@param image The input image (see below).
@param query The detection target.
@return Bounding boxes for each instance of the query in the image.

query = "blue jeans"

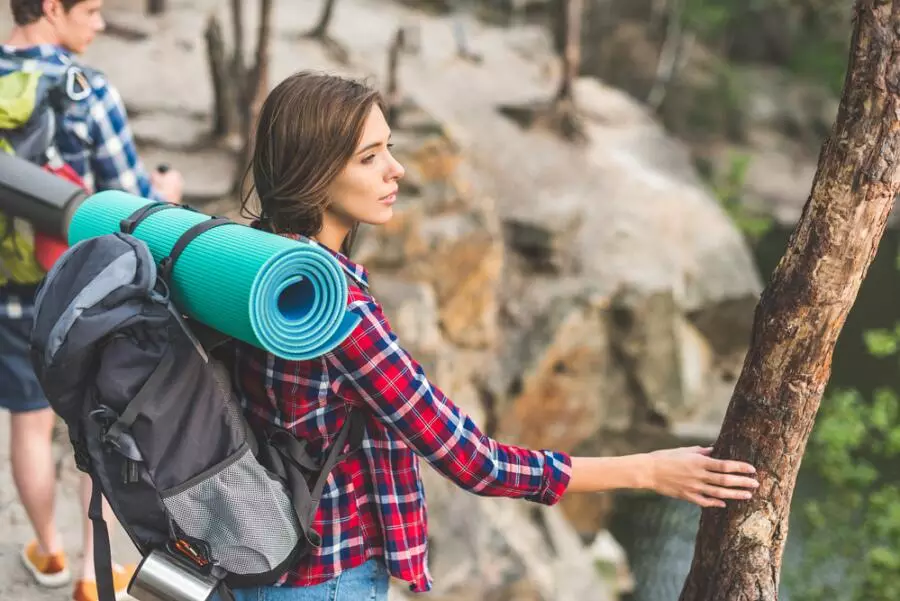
[221,560,390,601]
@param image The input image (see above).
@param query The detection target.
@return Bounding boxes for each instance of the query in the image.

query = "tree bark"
[230,0,247,107]
[247,0,273,136]
[146,0,165,15]
[310,0,339,39]
[204,15,239,139]
[235,0,274,195]
[555,0,583,104]
[385,27,406,127]
[679,2,900,600]
[551,0,565,56]
[647,0,685,110]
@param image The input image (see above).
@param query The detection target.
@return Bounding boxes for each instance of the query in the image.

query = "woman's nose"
[388,155,405,181]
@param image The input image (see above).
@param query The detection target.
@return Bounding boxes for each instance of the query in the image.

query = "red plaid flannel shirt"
[231,241,572,592]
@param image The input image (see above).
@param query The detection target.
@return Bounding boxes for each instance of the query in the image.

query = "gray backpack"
[28,209,363,601]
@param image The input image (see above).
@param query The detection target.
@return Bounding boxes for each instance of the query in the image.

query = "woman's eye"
[362,154,375,164]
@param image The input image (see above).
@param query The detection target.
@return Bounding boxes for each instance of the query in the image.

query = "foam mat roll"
[68,191,360,360]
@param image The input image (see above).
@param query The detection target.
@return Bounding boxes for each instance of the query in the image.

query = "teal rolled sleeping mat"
[67,191,361,360]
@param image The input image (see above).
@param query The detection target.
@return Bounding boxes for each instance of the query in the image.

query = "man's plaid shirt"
[0,44,165,320]
[229,242,573,592]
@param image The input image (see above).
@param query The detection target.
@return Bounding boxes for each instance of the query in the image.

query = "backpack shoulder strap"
[120,207,236,352]
[263,410,366,543]
[87,475,117,601]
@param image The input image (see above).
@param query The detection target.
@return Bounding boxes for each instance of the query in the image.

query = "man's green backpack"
[0,64,91,287]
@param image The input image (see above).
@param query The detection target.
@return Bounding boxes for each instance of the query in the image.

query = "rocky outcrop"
[361,114,625,601]
[356,68,762,549]
[292,2,763,593]
[358,81,760,598]
[8,1,766,599]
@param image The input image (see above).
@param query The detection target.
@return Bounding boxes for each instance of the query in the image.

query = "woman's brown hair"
[240,71,384,255]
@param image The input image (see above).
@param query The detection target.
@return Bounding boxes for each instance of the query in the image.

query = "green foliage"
[678,0,850,93]
[675,60,751,143]
[864,325,900,359]
[790,292,900,600]
[680,0,735,40]
[787,0,851,94]
[703,151,773,242]
[788,33,849,96]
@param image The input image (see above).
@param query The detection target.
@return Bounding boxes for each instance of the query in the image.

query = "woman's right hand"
[647,446,759,508]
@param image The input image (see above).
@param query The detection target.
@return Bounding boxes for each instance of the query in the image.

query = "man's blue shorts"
[0,316,50,414]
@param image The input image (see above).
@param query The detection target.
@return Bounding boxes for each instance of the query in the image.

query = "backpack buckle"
[158,256,174,283]
[167,528,213,572]
[88,405,118,427]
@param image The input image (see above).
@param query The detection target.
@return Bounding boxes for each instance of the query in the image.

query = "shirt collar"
[309,238,369,290]
[0,44,71,61]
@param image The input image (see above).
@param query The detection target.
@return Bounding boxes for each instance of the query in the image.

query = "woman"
[229,71,758,600]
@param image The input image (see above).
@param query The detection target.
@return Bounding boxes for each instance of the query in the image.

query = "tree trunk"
[647,0,685,110]
[235,0,274,195]
[551,0,565,55]
[230,0,246,107]
[248,0,273,135]
[679,3,900,600]
[385,27,406,126]
[204,15,239,139]
[310,0,339,39]
[146,0,165,15]
[555,0,583,104]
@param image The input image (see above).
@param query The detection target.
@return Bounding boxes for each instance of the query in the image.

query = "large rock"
[335,12,763,537]
[497,286,741,438]
[358,134,504,351]
[434,346,496,427]
[82,3,217,116]
[497,292,632,453]
[367,273,491,424]
[369,274,443,376]
[425,222,502,349]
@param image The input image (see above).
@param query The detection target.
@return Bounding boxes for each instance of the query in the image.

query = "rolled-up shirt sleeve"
[327,297,571,505]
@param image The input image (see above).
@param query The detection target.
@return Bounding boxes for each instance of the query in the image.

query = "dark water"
[754,225,900,397]
[610,225,900,601]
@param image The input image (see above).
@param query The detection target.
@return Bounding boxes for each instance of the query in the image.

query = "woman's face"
[325,105,405,229]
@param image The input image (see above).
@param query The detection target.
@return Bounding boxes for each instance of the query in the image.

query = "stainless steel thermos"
[127,549,221,601]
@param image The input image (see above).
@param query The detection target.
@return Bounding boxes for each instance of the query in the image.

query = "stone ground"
[0,415,139,601]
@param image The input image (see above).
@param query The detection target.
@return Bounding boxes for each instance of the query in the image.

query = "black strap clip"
[120,202,178,235]
[157,216,232,284]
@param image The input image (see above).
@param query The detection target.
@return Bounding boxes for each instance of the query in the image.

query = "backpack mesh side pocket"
[160,443,301,575]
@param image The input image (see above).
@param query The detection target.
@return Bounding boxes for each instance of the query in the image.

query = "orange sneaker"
[72,564,137,601]
[20,540,71,587]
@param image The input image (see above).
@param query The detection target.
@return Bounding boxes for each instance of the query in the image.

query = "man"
[0,1,183,600]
